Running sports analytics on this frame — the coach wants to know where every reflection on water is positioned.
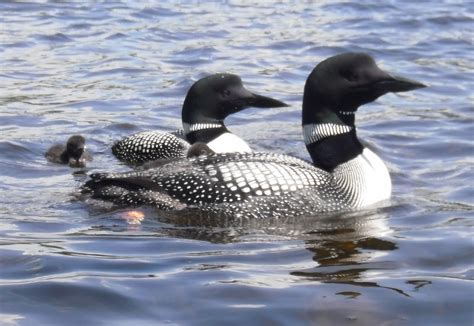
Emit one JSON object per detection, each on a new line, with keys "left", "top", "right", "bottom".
{"left": 154, "top": 206, "right": 392, "bottom": 242}
{"left": 162, "top": 208, "right": 407, "bottom": 297}
{"left": 161, "top": 208, "right": 406, "bottom": 296}
{"left": 1, "top": 1, "right": 473, "bottom": 325}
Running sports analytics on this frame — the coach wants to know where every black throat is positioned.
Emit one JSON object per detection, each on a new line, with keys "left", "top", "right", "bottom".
{"left": 303, "top": 107, "right": 363, "bottom": 172}
{"left": 185, "top": 125, "right": 229, "bottom": 144}
{"left": 306, "top": 129, "right": 363, "bottom": 172}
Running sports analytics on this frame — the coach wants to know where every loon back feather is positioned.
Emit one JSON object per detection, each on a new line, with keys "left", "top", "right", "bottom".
{"left": 82, "top": 152, "right": 341, "bottom": 216}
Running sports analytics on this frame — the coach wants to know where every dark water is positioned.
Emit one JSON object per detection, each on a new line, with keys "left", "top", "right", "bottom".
{"left": 1, "top": 1, "right": 473, "bottom": 325}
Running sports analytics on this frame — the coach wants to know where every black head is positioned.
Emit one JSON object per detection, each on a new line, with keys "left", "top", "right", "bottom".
{"left": 182, "top": 73, "right": 287, "bottom": 124}
{"left": 303, "top": 53, "right": 426, "bottom": 125}
{"left": 66, "top": 135, "right": 86, "bottom": 162}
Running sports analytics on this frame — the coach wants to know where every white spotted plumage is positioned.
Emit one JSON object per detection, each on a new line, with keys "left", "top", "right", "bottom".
{"left": 85, "top": 152, "right": 352, "bottom": 217}
{"left": 112, "top": 131, "right": 190, "bottom": 164}
{"left": 84, "top": 149, "right": 391, "bottom": 218}
{"left": 112, "top": 124, "right": 251, "bottom": 164}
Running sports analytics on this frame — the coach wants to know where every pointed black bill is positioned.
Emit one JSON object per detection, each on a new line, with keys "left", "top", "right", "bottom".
{"left": 246, "top": 92, "right": 288, "bottom": 108}
{"left": 375, "top": 74, "right": 427, "bottom": 93}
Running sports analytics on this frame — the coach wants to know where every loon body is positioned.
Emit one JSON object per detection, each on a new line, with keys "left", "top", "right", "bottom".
{"left": 46, "top": 135, "right": 92, "bottom": 167}
{"left": 84, "top": 53, "right": 425, "bottom": 218}
{"left": 112, "top": 74, "right": 287, "bottom": 164}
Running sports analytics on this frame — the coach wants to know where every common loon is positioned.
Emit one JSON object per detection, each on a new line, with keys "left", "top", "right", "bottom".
{"left": 111, "top": 74, "right": 287, "bottom": 164}
{"left": 46, "top": 135, "right": 92, "bottom": 167}
{"left": 83, "top": 53, "right": 425, "bottom": 218}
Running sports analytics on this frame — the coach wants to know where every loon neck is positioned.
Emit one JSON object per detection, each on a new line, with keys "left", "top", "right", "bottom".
{"left": 183, "top": 122, "right": 228, "bottom": 144}
{"left": 303, "top": 110, "right": 362, "bottom": 172}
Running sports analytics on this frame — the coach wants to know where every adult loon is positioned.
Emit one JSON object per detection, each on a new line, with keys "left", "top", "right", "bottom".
{"left": 111, "top": 74, "right": 287, "bottom": 164}
{"left": 83, "top": 53, "right": 425, "bottom": 218}
{"left": 46, "top": 135, "right": 92, "bottom": 167}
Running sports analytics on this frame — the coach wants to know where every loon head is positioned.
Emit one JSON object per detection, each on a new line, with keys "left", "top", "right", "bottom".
{"left": 303, "top": 52, "right": 426, "bottom": 126}
{"left": 182, "top": 73, "right": 287, "bottom": 126}
{"left": 65, "top": 135, "right": 86, "bottom": 165}
{"left": 303, "top": 53, "right": 426, "bottom": 171}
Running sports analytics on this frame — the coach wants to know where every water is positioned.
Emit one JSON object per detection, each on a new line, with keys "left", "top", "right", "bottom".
{"left": 0, "top": 1, "right": 473, "bottom": 325}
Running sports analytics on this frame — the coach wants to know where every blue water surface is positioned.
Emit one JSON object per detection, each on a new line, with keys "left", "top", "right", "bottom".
{"left": 0, "top": 1, "right": 473, "bottom": 325}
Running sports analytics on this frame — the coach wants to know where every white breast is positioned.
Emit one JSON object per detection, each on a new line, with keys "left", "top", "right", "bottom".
{"left": 333, "top": 148, "right": 391, "bottom": 208}
{"left": 206, "top": 133, "right": 252, "bottom": 153}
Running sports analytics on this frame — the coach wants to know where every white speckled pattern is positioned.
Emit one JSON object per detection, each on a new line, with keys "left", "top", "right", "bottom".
{"left": 84, "top": 150, "right": 390, "bottom": 218}
{"left": 112, "top": 131, "right": 190, "bottom": 164}
{"left": 113, "top": 123, "right": 252, "bottom": 164}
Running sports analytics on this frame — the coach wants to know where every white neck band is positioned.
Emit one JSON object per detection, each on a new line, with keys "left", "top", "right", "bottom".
{"left": 303, "top": 123, "right": 353, "bottom": 145}
{"left": 183, "top": 122, "right": 224, "bottom": 135}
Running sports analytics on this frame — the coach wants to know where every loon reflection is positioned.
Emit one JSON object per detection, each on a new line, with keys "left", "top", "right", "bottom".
{"left": 88, "top": 205, "right": 420, "bottom": 296}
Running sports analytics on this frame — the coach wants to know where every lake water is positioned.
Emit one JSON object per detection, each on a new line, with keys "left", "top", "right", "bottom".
{"left": 0, "top": 1, "right": 473, "bottom": 325}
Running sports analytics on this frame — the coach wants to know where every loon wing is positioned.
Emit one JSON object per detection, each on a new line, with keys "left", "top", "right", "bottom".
{"left": 112, "top": 131, "right": 190, "bottom": 164}
{"left": 84, "top": 175, "right": 186, "bottom": 210}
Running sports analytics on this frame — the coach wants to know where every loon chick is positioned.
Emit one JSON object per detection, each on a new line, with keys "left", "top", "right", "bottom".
{"left": 111, "top": 74, "right": 287, "bottom": 164}
{"left": 46, "top": 135, "right": 92, "bottom": 167}
{"left": 83, "top": 53, "right": 425, "bottom": 218}
{"left": 186, "top": 142, "right": 215, "bottom": 158}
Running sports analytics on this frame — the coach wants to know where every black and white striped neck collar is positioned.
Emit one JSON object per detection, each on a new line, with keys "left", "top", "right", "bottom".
{"left": 303, "top": 122, "right": 353, "bottom": 145}
{"left": 183, "top": 122, "right": 225, "bottom": 135}
{"left": 303, "top": 110, "right": 362, "bottom": 171}
{"left": 303, "top": 110, "right": 356, "bottom": 145}
{"left": 183, "top": 122, "right": 229, "bottom": 144}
